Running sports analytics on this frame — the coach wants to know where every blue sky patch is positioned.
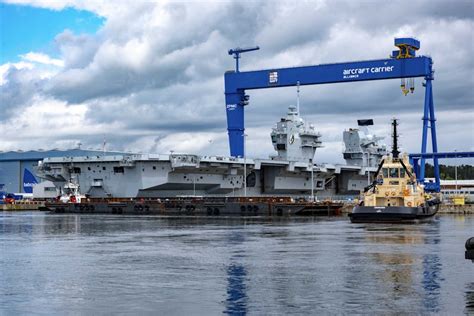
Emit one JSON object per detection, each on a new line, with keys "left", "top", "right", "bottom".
{"left": 0, "top": 3, "right": 104, "bottom": 63}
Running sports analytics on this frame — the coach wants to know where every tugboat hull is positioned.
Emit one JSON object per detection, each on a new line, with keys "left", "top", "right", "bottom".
{"left": 349, "top": 204, "right": 439, "bottom": 223}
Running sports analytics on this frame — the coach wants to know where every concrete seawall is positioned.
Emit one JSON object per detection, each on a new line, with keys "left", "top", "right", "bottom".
{"left": 439, "top": 204, "right": 474, "bottom": 214}
{"left": 2, "top": 203, "right": 44, "bottom": 211}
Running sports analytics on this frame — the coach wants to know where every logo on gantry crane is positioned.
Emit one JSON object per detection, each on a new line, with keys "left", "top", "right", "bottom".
{"left": 269, "top": 71, "right": 278, "bottom": 84}
{"left": 343, "top": 66, "right": 394, "bottom": 79}
{"left": 226, "top": 104, "right": 237, "bottom": 111}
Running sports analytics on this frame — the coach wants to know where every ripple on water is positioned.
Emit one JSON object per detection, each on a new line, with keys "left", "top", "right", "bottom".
{"left": 0, "top": 213, "right": 473, "bottom": 314}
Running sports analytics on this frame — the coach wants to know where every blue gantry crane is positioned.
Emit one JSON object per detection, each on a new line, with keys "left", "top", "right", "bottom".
{"left": 224, "top": 38, "right": 472, "bottom": 192}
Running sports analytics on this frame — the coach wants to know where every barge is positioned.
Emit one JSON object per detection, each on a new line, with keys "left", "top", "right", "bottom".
{"left": 41, "top": 197, "right": 344, "bottom": 217}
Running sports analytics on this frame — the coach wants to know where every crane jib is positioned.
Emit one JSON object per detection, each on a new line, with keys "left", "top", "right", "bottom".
{"left": 224, "top": 57, "right": 432, "bottom": 92}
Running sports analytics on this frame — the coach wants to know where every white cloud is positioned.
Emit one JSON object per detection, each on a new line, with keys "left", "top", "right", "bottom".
{"left": 1, "top": 0, "right": 473, "bottom": 162}
{"left": 0, "top": 95, "right": 122, "bottom": 151}
{"left": 20, "top": 52, "right": 64, "bottom": 67}
{"left": 0, "top": 61, "right": 34, "bottom": 85}
{"left": 4, "top": 0, "right": 143, "bottom": 18}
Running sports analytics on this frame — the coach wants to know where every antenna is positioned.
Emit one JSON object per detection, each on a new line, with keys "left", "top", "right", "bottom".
{"left": 391, "top": 118, "right": 400, "bottom": 159}
{"left": 228, "top": 46, "right": 260, "bottom": 72}
{"left": 296, "top": 80, "right": 300, "bottom": 115}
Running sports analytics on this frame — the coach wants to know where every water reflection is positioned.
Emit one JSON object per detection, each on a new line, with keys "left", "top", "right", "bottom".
{"left": 422, "top": 254, "right": 442, "bottom": 312}
{"left": 422, "top": 221, "right": 442, "bottom": 313}
{"left": 224, "top": 232, "right": 248, "bottom": 315}
{"left": 0, "top": 213, "right": 472, "bottom": 314}
{"left": 466, "top": 282, "right": 474, "bottom": 313}
{"left": 225, "top": 263, "right": 248, "bottom": 315}
{"left": 343, "top": 222, "right": 444, "bottom": 313}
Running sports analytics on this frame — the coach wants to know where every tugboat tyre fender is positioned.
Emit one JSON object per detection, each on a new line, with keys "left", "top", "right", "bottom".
{"left": 466, "top": 237, "right": 474, "bottom": 250}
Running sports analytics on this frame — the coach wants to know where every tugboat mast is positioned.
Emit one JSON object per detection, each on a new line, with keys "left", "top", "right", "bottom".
{"left": 391, "top": 119, "right": 400, "bottom": 159}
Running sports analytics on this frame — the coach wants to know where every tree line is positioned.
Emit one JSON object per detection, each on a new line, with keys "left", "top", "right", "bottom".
{"left": 424, "top": 164, "right": 474, "bottom": 180}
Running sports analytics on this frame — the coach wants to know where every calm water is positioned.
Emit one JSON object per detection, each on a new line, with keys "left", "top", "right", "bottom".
{"left": 0, "top": 212, "right": 473, "bottom": 315}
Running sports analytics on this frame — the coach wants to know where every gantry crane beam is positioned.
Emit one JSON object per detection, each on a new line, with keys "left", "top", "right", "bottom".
{"left": 224, "top": 39, "right": 440, "bottom": 190}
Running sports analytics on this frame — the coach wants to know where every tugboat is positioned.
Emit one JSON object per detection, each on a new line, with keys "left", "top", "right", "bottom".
{"left": 349, "top": 119, "right": 441, "bottom": 223}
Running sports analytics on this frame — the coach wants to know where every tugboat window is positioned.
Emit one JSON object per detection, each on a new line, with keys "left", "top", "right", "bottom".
{"left": 399, "top": 169, "right": 406, "bottom": 178}
{"left": 389, "top": 168, "right": 399, "bottom": 178}
{"left": 382, "top": 168, "right": 389, "bottom": 178}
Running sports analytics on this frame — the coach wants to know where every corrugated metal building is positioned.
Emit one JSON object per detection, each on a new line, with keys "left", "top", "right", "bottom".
{"left": 0, "top": 149, "right": 125, "bottom": 194}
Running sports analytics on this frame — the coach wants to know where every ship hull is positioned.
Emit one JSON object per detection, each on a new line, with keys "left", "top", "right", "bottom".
{"left": 42, "top": 198, "right": 344, "bottom": 217}
{"left": 349, "top": 204, "right": 439, "bottom": 223}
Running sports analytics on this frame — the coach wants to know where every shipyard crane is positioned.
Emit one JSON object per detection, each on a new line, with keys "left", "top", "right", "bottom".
{"left": 224, "top": 38, "right": 472, "bottom": 192}
{"left": 228, "top": 46, "right": 260, "bottom": 73}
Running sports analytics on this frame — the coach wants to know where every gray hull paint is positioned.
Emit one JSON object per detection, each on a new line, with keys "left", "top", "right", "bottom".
{"left": 349, "top": 204, "right": 439, "bottom": 223}
{"left": 37, "top": 155, "right": 374, "bottom": 198}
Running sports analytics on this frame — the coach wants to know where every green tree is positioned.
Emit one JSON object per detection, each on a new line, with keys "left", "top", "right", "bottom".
{"left": 424, "top": 163, "right": 474, "bottom": 180}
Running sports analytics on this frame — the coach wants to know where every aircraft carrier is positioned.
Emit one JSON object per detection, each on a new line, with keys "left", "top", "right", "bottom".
{"left": 36, "top": 106, "right": 387, "bottom": 199}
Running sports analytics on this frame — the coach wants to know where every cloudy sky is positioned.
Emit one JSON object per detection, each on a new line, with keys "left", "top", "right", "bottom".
{"left": 0, "top": 0, "right": 473, "bottom": 164}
